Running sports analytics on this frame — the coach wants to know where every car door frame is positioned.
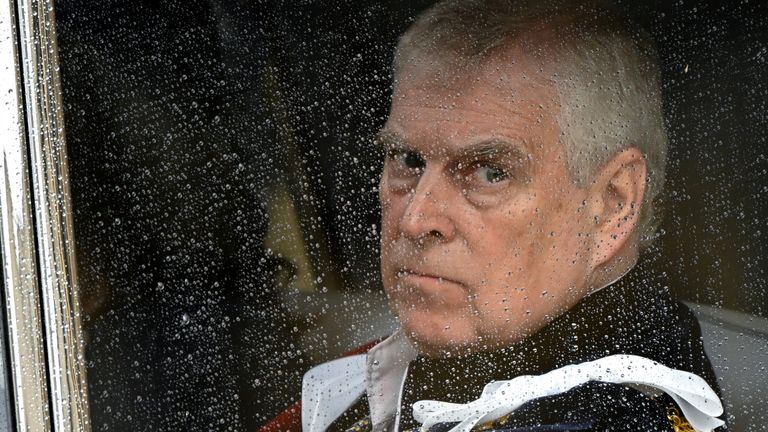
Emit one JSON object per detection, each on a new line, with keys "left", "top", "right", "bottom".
{"left": 0, "top": 0, "right": 90, "bottom": 431}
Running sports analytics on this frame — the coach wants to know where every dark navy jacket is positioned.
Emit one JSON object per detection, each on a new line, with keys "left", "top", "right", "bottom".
{"left": 331, "top": 262, "right": 724, "bottom": 431}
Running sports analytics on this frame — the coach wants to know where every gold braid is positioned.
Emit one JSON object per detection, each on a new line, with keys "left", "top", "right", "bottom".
{"left": 666, "top": 406, "right": 695, "bottom": 432}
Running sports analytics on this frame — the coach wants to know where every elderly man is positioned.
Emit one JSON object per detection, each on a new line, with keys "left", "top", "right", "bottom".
{"left": 263, "top": 1, "right": 725, "bottom": 431}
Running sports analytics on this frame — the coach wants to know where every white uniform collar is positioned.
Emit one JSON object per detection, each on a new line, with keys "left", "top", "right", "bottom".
{"left": 365, "top": 330, "right": 419, "bottom": 430}
{"left": 414, "top": 354, "right": 724, "bottom": 432}
{"left": 302, "top": 330, "right": 417, "bottom": 432}
{"left": 302, "top": 331, "right": 723, "bottom": 432}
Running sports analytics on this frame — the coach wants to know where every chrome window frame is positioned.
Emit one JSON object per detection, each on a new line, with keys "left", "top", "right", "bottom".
{"left": 0, "top": 0, "right": 90, "bottom": 431}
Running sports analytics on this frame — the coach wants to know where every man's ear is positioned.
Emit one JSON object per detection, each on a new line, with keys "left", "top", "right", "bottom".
{"left": 587, "top": 147, "right": 647, "bottom": 270}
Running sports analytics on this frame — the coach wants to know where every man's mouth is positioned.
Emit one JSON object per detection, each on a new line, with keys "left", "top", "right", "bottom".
{"left": 395, "top": 268, "right": 464, "bottom": 288}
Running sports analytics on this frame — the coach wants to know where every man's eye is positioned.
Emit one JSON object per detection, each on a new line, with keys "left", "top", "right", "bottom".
{"left": 389, "top": 150, "right": 425, "bottom": 171}
{"left": 475, "top": 165, "right": 507, "bottom": 184}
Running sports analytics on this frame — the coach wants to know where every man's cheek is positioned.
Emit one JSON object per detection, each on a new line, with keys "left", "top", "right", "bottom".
{"left": 379, "top": 216, "right": 400, "bottom": 257}
{"left": 379, "top": 203, "right": 404, "bottom": 243}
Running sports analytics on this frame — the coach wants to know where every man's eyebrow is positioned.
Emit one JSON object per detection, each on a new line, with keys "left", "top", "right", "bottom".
{"left": 456, "top": 138, "right": 529, "bottom": 161}
{"left": 372, "top": 132, "right": 529, "bottom": 162}
{"left": 373, "top": 129, "right": 408, "bottom": 150}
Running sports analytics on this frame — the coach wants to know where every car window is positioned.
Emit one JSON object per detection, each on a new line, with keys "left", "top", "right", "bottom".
{"left": 49, "top": 1, "right": 766, "bottom": 431}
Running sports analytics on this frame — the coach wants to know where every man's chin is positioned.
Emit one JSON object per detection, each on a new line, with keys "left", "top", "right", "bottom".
{"left": 400, "top": 319, "right": 534, "bottom": 357}
{"left": 400, "top": 322, "right": 480, "bottom": 358}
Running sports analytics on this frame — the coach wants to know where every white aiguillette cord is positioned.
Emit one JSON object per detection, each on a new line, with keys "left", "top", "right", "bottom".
{"left": 412, "top": 354, "right": 725, "bottom": 432}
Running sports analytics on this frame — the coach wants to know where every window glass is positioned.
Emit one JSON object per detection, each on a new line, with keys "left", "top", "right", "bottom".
{"left": 54, "top": 1, "right": 766, "bottom": 431}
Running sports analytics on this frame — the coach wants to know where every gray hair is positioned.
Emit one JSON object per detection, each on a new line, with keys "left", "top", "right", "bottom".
{"left": 393, "top": 0, "right": 668, "bottom": 248}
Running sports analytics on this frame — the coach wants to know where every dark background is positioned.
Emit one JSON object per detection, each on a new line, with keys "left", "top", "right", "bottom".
{"left": 55, "top": 0, "right": 766, "bottom": 430}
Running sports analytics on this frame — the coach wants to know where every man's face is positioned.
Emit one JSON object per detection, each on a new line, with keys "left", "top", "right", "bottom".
{"left": 379, "top": 56, "right": 598, "bottom": 356}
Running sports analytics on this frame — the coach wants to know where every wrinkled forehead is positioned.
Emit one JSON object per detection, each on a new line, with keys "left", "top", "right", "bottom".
{"left": 386, "top": 51, "right": 562, "bottom": 157}
{"left": 395, "top": 47, "right": 554, "bottom": 95}
{"left": 391, "top": 43, "right": 561, "bottom": 115}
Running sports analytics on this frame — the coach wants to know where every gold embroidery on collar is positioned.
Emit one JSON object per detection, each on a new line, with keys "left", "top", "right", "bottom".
{"left": 667, "top": 406, "right": 695, "bottom": 432}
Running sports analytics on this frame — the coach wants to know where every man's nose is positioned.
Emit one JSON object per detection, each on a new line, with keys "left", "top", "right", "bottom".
{"left": 399, "top": 171, "right": 456, "bottom": 242}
